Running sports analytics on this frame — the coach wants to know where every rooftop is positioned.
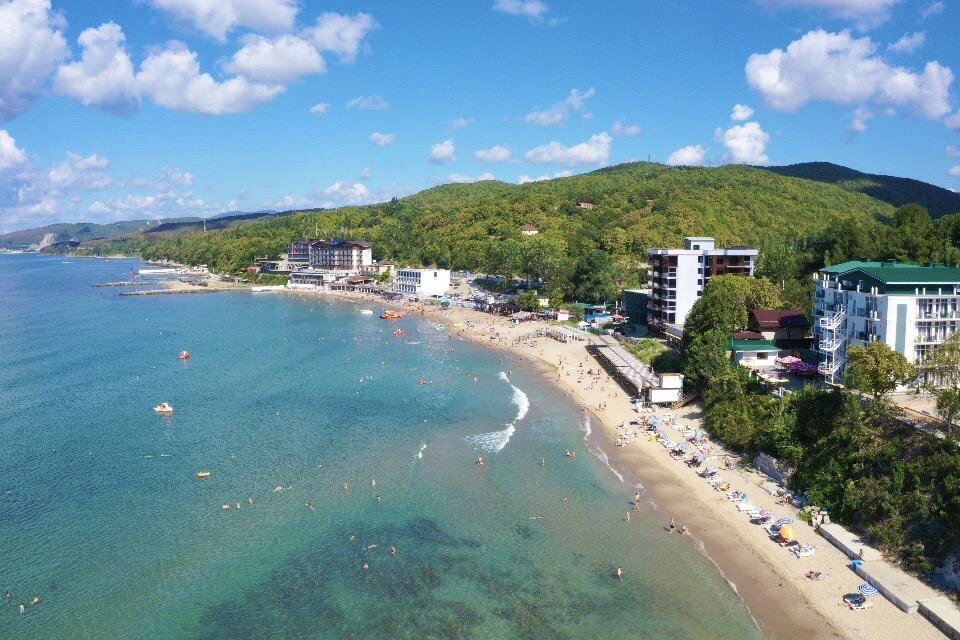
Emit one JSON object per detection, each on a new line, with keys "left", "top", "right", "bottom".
{"left": 728, "top": 338, "right": 780, "bottom": 352}
{"left": 822, "top": 260, "right": 960, "bottom": 284}
{"left": 751, "top": 309, "right": 810, "bottom": 329}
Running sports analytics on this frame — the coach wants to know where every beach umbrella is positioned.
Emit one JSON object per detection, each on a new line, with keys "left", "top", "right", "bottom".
{"left": 778, "top": 525, "right": 795, "bottom": 542}
{"left": 773, "top": 517, "right": 794, "bottom": 528}
{"left": 858, "top": 583, "right": 879, "bottom": 597}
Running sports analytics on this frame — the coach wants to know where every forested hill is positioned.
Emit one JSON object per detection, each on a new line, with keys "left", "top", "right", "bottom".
{"left": 764, "top": 162, "right": 960, "bottom": 218}
{"left": 74, "top": 162, "right": 901, "bottom": 275}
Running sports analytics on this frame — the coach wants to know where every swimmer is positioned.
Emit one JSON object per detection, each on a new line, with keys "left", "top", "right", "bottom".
{"left": 350, "top": 534, "right": 358, "bottom": 542}
{"left": 31, "top": 596, "right": 40, "bottom": 605}
{"left": 376, "top": 496, "right": 382, "bottom": 503}
{"left": 625, "top": 512, "right": 631, "bottom": 522}
{"left": 560, "top": 496, "right": 569, "bottom": 502}
{"left": 476, "top": 456, "right": 485, "bottom": 466}
{"left": 616, "top": 567, "right": 624, "bottom": 580}
{"left": 371, "top": 479, "right": 376, "bottom": 487}
{"left": 634, "top": 492, "right": 641, "bottom": 505}
{"left": 366, "top": 544, "right": 378, "bottom": 550}
{"left": 19, "top": 604, "right": 25, "bottom": 614}
{"left": 3, "top": 591, "right": 11, "bottom": 600}
{"left": 248, "top": 497, "right": 254, "bottom": 505}
{"left": 222, "top": 503, "right": 231, "bottom": 511}
{"left": 539, "top": 458, "right": 545, "bottom": 467}
{"left": 235, "top": 502, "right": 241, "bottom": 510}
{"left": 529, "top": 514, "right": 545, "bottom": 520}
{"left": 305, "top": 501, "right": 316, "bottom": 511}
{"left": 343, "top": 482, "right": 350, "bottom": 492}
{"left": 390, "top": 547, "right": 397, "bottom": 557}
{"left": 273, "top": 485, "right": 283, "bottom": 493}
{"left": 362, "top": 563, "right": 369, "bottom": 572}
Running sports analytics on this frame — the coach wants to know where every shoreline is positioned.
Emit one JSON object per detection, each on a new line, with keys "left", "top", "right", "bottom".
{"left": 289, "top": 287, "right": 942, "bottom": 640}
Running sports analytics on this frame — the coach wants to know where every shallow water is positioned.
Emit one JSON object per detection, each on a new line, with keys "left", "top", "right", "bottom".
{"left": 0, "top": 255, "right": 763, "bottom": 639}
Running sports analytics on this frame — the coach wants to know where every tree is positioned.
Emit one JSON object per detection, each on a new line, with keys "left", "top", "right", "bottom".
{"left": 548, "top": 287, "right": 565, "bottom": 310}
{"left": 683, "top": 275, "right": 785, "bottom": 351}
{"left": 573, "top": 249, "right": 618, "bottom": 304}
{"left": 517, "top": 290, "right": 542, "bottom": 312}
{"left": 845, "top": 341, "right": 915, "bottom": 401}
{"left": 919, "top": 334, "right": 960, "bottom": 439}
{"left": 682, "top": 328, "right": 730, "bottom": 391}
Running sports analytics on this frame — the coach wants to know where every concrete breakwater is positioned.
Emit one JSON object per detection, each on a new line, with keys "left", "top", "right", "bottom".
{"left": 119, "top": 288, "right": 239, "bottom": 296}
{"left": 93, "top": 281, "right": 156, "bottom": 287}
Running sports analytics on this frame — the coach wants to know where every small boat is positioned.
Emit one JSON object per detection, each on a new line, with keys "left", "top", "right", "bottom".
{"left": 196, "top": 471, "right": 212, "bottom": 480}
{"left": 178, "top": 351, "right": 191, "bottom": 360}
{"left": 154, "top": 402, "right": 174, "bottom": 415}
{"left": 380, "top": 310, "right": 405, "bottom": 320}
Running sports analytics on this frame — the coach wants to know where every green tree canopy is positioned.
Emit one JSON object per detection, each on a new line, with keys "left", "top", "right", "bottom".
{"left": 845, "top": 341, "right": 916, "bottom": 401}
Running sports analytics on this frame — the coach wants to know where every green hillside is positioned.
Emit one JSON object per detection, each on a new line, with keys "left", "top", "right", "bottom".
{"left": 764, "top": 162, "right": 960, "bottom": 218}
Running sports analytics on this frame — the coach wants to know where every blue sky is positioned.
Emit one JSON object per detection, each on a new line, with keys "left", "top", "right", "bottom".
{"left": 0, "top": 0, "right": 958, "bottom": 232}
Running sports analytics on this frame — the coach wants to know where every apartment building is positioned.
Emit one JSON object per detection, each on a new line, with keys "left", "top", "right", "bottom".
{"left": 646, "top": 237, "right": 758, "bottom": 330}
{"left": 813, "top": 260, "right": 960, "bottom": 384}
{"left": 392, "top": 268, "right": 451, "bottom": 298}
{"left": 308, "top": 240, "right": 373, "bottom": 271}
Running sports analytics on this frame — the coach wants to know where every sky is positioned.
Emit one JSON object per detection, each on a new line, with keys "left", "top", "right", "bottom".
{"left": 0, "top": 0, "right": 958, "bottom": 233}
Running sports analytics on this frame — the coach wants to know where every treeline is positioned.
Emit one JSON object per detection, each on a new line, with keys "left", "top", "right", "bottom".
{"left": 71, "top": 162, "right": 902, "bottom": 302}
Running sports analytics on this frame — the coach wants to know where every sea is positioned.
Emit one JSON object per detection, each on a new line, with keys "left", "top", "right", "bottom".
{"left": 0, "top": 255, "right": 763, "bottom": 640}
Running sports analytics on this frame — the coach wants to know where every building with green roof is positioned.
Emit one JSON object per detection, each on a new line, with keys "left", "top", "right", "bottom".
{"left": 813, "top": 260, "right": 960, "bottom": 385}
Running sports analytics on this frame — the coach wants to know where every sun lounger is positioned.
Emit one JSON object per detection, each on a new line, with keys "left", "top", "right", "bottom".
{"left": 737, "top": 502, "right": 757, "bottom": 512}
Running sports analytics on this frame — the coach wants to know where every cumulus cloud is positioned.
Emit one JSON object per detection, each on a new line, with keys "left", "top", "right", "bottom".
{"left": 304, "top": 12, "right": 379, "bottom": 62}
{"left": 448, "top": 116, "right": 474, "bottom": 130}
{"left": 715, "top": 122, "right": 770, "bottom": 164}
{"left": 224, "top": 34, "right": 325, "bottom": 84}
{"left": 159, "top": 165, "right": 194, "bottom": 187}
{"left": 612, "top": 120, "right": 642, "bottom": 136}
{"left": 146, "top": 0, "right": 299, "bottom": 42}
{"left": 0, "top": 0, "right": 69, "bottom": 120}
{"left": 369, "top": 132, "right": 396, "bottom": 147}
{"left": 54, "top": 22, "right": 139, "bottom": 115}
{"left": 524, "top": 87, "right": 595, "bottom": 127}
{"left": 888, "top": 31, "right": 926, "bottom": 53}
{"left": 851, "top": 105, "right": 873, "bottom": 131}
{"left": 48, "top": 152, "right": 111, "bottom": 189}
{"left": 346, "top": 95, "right": 390, "bottom": 110}
{"left": 666, "top": 144, "right": 708, "bottom": 166}
{"left": 493, "top": 0, "right": 549, "bottom": 19}
{"left": 442, "top": 172, "right": 496, "bottom": 184}
{"left": 474, "top": 145, "right": 513, "bottom": 163}
{"left": 947, "top": 112, "right": 960, "bottom": 130}
{"left": 524, "top": 132, "right": 612, "bottom": 166}
{"left": 429, "top": 139, "right": 456, "bottom": 163}
{"left": 136, "top": 42, "right": 284, "bottom": 115}
{"left": 309, "top": 102, "right": 330, "bottom": 115}
{"left": 757, "top": 0, "right": 902, "bottom": 29}
{"left": 950, "top": 165, "right": 960, "bottom": 177}
{"left": 731, "top": 104, "right": 755, "bottom": 121}
{"left": 746, "top": 30, "right": 955, "bottom": 126}
{"left": 0, "top": 130, "right": 27, "bottom": 171}
{"left": 323, "top": 180, "right": 370, "bottom": 204}
{"left": 517, "top": 170, "right": 572, "bottom": 183}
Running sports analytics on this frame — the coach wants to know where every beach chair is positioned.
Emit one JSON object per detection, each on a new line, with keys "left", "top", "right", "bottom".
{"left": 736, "top": 502, "right": 757, "bottom": 512}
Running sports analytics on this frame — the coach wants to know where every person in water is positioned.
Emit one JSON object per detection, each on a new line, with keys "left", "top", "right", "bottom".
{"left": 680, "top": 525, "right": 689, "bottom": 536}
{"left": 390, "top": 547, "right": 397, "bottom": 557}
{"left": 616, "top": 567, "right": 624, "bottom": 580}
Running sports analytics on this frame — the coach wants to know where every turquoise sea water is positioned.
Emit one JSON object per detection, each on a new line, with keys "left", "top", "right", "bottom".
{"left": 0, "top": 255, "right": 762, "bottom": 640}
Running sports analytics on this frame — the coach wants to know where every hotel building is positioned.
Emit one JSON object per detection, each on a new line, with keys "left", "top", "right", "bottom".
{"left": 646, "top": 237, "right": 758, "bottom": 331}
{"left": 392, "top": 269, "right": 451, "bottom": 299}
{"left": 308, "top": 240, "right": 373, "bottom": 271}
{"left": 813, "top": 260, "right": 960, "bottom": 385}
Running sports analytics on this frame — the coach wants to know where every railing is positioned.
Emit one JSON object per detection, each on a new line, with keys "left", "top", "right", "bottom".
{"left": 818, "top": 335, "right": 845, "bottom": 352}
{"left": 818, "top": 359, "right": 840, "bottom": 376}
{"left": 817, "top": 308, "right": 846, "bottom": 331}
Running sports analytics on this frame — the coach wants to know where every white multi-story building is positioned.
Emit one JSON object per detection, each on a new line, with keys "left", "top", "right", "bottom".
{"left": 308, "top": 240, "right": 372, "bottom": 271}
{"left": 392, "top": 268, "right": 451, "bottom": 299}
{"left": 647, "top": 237, "right": 758, "bottom": 330}
{"left": 813, "top": 260, "right": 960, "bottom": 384}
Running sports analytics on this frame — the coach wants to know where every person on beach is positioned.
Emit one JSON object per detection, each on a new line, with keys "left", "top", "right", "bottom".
{"left": 624, "top": 512, "right": 631, "bottom": 522}
{"left": 680, "top": 525, "right": 689, "bottom": 536}
{"left": 668, "top": 519, "right": 676, "bottom": 532}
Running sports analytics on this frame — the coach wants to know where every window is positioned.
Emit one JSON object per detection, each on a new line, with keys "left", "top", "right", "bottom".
{"left": 692, "top": 244, "right": 700, "bottom": 250}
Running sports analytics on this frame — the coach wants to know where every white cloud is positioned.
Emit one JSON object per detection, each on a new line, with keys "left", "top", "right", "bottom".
{"left": 612, "top": 120, "right": 642, "bottom": 136}
{"left": 0, "top": 0, "right": 69, "bottom": 120}
{"left": 947, "top": 112, "right": 960, "bottom": 130}
{"left": 448, "top": 116, "right": 474, "bottom": 130}
{"left": 304, "top": 12, "right": 379, "bottom": 63}
{"left": 493, "top": 0, "right": 549, "bottom": 19}
{"left": 360, "top": 167, "right": 372, "bottom": 180}
{"left": 921, "top": 1, "right": 945, "bottom": 19}
{"left": 888, "top": 31, "right": 926, "bottom": 53}
{"left": 146, "top": 0, "right": 299, "bottom": 42}
{"left": 715, "top": 122, "right": 770, "bottom": 164}
{"left": 851, "top": 105, "right": 873, "bottom": 131}
{"left": 950, "top": 165, "right": 960, "bottom": 177}
{"left": 517, "top": 170, "right": 572, "bottom": 183}
{"left": 474, "top": 145, "right": 513, "bottom": 163}
{"left": 731, "top": 104, "right": 755, "bottom": 121}
{"left": 524, "top": 87, "right": 595, "bottom": 127}
{"left": 87, "top": 200, "right": 111, "bottom": 215}
{"left": 442, "top": 172, "right": 496, "bottom": 184}
{"left": 524, "top": 132, "right": 612, "bottom": 166}
{"left": 323, "top": 180, "right": 370, "bottom": 204}
{"left": 369, "top": 132, "right": 396, "bottom": 147}
{"left": 48, "top": 152, "right": 111, "bottom": 189}
{"left": 947, "top": 144, "right": 960, "bottom": 157}
{"left": 136, "top": 42, "right": 284, "bottom": 115}
{"left": 54, "top": 22, "right": 139, "bottom": 115}
{"left": 0, "top": 130, "right": 27, "bottom": 171}
{"left": 346, "top": 95, "right": 390, "bottom": 110}
{"left": 160, "top": 165, "right": 194, "bottom": 187}
{"left": 757, "top": 0, "right": 902, "bottom": 29}
{"left": 746, "top": 30, "right": 955, "bottom": 125}
{"left": 429, "top": 139, "right": 456, "bottom": 163}
{"left": 224, "top": 34, "right": 325, "bottom": 84}
{"left": 666, "top": 144, "right": 707, "bottom": 166}
{"left": 309, "top": 102, "right": 330, "bottom": 115}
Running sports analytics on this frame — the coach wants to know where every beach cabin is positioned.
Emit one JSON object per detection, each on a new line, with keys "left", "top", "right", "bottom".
{"left": 728, "top": 339, "right": 782, "bottom": 369}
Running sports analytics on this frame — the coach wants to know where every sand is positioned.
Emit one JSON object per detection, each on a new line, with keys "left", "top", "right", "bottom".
{"left": 271, "top": 287, "right": 945, "bottom": 640}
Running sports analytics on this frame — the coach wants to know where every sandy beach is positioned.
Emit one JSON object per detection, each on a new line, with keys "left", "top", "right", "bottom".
{"left": 285, "top": 287, "right": 944, "bottom": 640}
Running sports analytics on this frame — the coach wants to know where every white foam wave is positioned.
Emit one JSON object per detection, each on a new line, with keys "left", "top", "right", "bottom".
{"left": 589, "top": 445, "right": 624, "bottom": 483}
{"left": 416, "top": 443, "right": 427, "bottom": 459}
{"left": 581, "top": 416, "right": 592, "bottom": 440}
{"left": 466, "top": 425, "right": 516, "bottom": 452}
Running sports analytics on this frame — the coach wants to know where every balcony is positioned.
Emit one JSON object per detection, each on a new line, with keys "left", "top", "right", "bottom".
{"left": 818, "top": 359, "right": 841, "bottom": 376}
{"left": 817, "top": 307, "right": 846, "bottom": 331}
{"left": 818, "top": 335, "right": 845, "bottom": 352}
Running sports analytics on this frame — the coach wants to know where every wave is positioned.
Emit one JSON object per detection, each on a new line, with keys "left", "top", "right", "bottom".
{"left": 581, "top": 416, "right": 592, "bottom": 440}
{"left": 588, "top": 445, "right": 624, "bottom": 483}
{"left": 406, "top": 341, "right": 422, "bottom": 345}
{"left": 416, "top": 443, "right": 427, "bottom": 459}
{"left": 465, "top": 425, "right": 516, "bottom": 452}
